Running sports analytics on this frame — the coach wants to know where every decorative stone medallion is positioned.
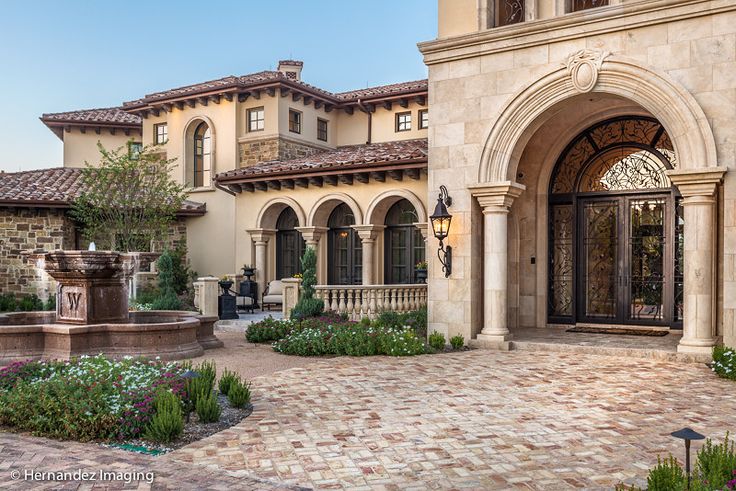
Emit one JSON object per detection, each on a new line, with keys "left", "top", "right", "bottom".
{"left": 565, "top": 49, "right": 610, "bottom": 93}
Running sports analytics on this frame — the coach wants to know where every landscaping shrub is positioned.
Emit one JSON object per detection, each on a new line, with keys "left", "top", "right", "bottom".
{"left": 227, "top": 379, "right": 252, "bottom": 409}
{"left": 647, "top": 455, "right": 686, "bottom": 491}
{"left": 134, "top": 287, "right": 160, "bottom": 306}
{"left": 152, "top": 250, "right": 182, "bottom": 310}
{"left": 43, "top": 295, "right": 56, "bottom": 311}
{"left": 196, "top": 360, "right": 216, "bottom": 391}
{"left": 218, "top": 369, "right": 238, "bottom": 395}
{"left": 693, "top": 433, "right": 736, "bottom": 489}
{"left": 450, "top": 335, "right": 465, "bottom": 350}
{"left": 195, "top": 389, "right": 221, "bottom": 423}
{"left": 712, "top": 346, "right": 736, "bottom": 380}
{"left": 0, "top": 293, "right": 17, "bottom": 312}
{"left": 246, "top": 316, "right": 294, "bottom": 343}
{"left": 378, "top": 328, "right": 426, "bottom": 356}
{"left": 150, "top": 290, "right": 181, "bottom": 310}
{"left": 428, "top": 332, "right": 446, "bottom": 351}
{"left": 0, "top": 355, "right": 186, "bottom": 441}
{"left": 143, "top": 390, "right": 184, "bottom": 443}
{"left": 376, "top": 310, "right": 402, "bottom": 329}
{"left": 376, "top": 306, "right": 427, "bottom": 339}
{"left": 290, "top": 247, "right": 324, "bottom": 320}
{"left": 17, "top": 294, "right": 44, "bottom": 312}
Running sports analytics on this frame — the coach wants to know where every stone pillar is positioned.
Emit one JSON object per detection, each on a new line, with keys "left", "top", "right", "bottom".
{"left": 247, "top": 228, "right": 276, "bottom": 298}
{"left": 282, "top": 277, "right": 302, "bottom": 317}
{"left": 668, "top": 168, "right": 726, "bottom": 355}
{"left": 469, "top": 182, "right": 525, "bottom": 348}
{"left": 194, "top": 276, "right": 219, "bottom": 317}
{"left": 296, "top": 226, "right": 328, "bottom": 283}
{"left": 353, "top": 225, "right": 385, "bottom": 285}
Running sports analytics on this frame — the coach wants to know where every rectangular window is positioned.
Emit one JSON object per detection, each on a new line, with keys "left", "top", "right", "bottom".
{"left": 289, "top": 109, "right": 302, "bottom": 134}
{"left": 495, "top": 0, "right": 524, "bottom": 26}
{"left": 569, "top": 0, "right": 608, "bottom": 12}
{"left": 248, "top": 107, "right": 265, "bottom": 132}
{"left": 396, "top": 111, "right": 412, "bottom": 132}
{"left": 128, "top": 142, "right": 143, "bottom": 159}
{"left": 419, "top": 109, "right": 429, "bottom": 130}
{"left": 154, "top": 123, "right": 168, "bottom": 144}
{"left": 317, "top": 118, "right": 328, "bottom": 142}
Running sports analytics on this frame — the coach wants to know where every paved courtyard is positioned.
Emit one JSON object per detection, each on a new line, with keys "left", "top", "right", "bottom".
{"left": 1, "top": 349, "right": 734, "bottom": 490}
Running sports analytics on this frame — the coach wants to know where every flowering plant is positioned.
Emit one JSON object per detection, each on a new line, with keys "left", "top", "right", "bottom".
{"left": 415, "top": 260, "right": 428, "bottom": 269}
{"left": 713, "top": 346, "right": 736, "bottom": 380}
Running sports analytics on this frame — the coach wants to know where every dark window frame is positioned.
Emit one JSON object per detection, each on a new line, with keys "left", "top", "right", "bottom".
{"left": 276, "top": 208, "right": 305, "bottom": 280}
{"left": 192, "top": 121, "right": 210, "bottom": 188}
{"left": 289, "top": 109, "right": 302, "bottom": 134}
{"left": 317, "top": 118, "right": 328, "bottom": 142}
{"left": 127, "top": 141, "right": 143, "bottom": 160}
{"left": 327, "top": 203, "right": 362, "bottom": 285}
{"left": 384, "top": 199, "right": 425, "bottom": 284}
{"left": 247, "top": 106, "right": 265, "bottom": 132}
{"left": 396, "top": 111, "right": 412, "bottom": 132}
{"left": 154, "top": 123, "right": 168, "bottom": 144}
{"left": 418, "top": 109, "right": 429, "bottom": 130}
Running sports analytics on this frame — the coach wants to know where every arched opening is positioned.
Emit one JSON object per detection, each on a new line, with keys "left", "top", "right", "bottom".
{"left": 327, "top": 203, "right": 362, "bottom": 285}
{"left": 192, "top": 122, "right": 211, "bottom": 188}
{"left": 548, "top": 116, "right": 682, "bottom": 327}
{"left": 275, "top": 208, "right": 305, "bottom": 280}
{"left": 384, "top": 199, "right": 425, "bottom": 284}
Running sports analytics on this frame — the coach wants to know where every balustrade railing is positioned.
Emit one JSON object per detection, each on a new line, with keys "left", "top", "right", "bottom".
{"left": 314, "top": 284, "right": 427, "bottom": 320}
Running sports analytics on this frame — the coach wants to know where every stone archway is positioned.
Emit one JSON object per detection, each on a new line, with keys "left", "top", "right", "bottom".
{"left": 471, "top": 50, "right": 726, "bottom": 355}
{"left": 256, "top": 197, "right": 306, "bottom": 229}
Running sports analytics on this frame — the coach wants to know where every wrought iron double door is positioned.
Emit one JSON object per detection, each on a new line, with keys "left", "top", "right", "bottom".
{"left": 577, "top": 193, "right": 675, "bottom": 326}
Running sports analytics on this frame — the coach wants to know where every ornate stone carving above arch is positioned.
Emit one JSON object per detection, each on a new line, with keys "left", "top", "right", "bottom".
{"left": 307, "top": 193, "right": 364, "bottom": 228}
{"left": 478, "top": 53, "right": 718, "bottom": 184}
{"left": 256, "top": 197, "right": 307, "bottom": 230}
{"left": 564, "top": 49, "right": 610, "bottom": 93}
{"left": 364, "top": 189, "right": 427, "bottom": 226}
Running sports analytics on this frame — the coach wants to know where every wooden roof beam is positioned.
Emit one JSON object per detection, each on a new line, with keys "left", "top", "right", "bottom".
{"left": 295, "top": 178, "right": 309, "bottom": 188}
{"left": 309, "top": 176, "right": 323, "bottom": 187}
{"left": 223, "top": 93, "right": 234, "bottom": 102}
{"left": 292, "top": 92, "right": 302, "bottom": 102}
{"left": 267, "top": 180, "right": 281, "bottom": 190}
{"left": 254, "top": 181, "right": 267, "bottom": 191}
{"left": 175, "top": 101, "right": 185, "bottom": 110}
{"left": 325, "top": 104, "right": 334, "bottom": 113}
{"left": 414, "top": 95, "right": 426, "bottom": 106}
{"left": 406, "top": 168, "right": 421, "bottom": 180}
{"left": 266, "top": 87, "right": 276, "bottom": 97}
{"left": 109, "top": 128, "right": 116, "bottom": 135}
{"left": 324, "top": 175, "right": 338, "bottom": 186}
{"left": 355, "top": 172, "right": 369, "bottom": 184}
{"left": 339, "top": 174, "right": 353, "bottom": 185}
{"left": 94, "top": 127, "right": 101, "bottom": 135}
{"left": 140, "top": 111, "right": 149, "bottom": 119}
{"left": 382, "top": 101, "right": 392, "bottom": 111}
{"left": 197, "top": 97, "right": 208, "bottom": 107}
{"left": 314, "top": 101, "right": 323, "bottom": 110}
{"left": 303, "top": 95, "right": 313, "bottom": 106}
{"left": 398, "top": 98, "right": 409, "bottom": 108}
{"left": 209, "top": 95, "right": 220, "bottom": 104}
{"left": 251, "top": 89, "right": 261, "bottom": 100}
{"left": 280, "top": 87, "right": 290, "bottom": 97}
{"left": 162, "top": 103, "right": 173, "bottom": 112}
{"left": 388, "top": 170, "right": 403, "bottom": 181}
{"left": 186, "top": 99, "right": 196, "bottom": 108}
{"left": 370, "top": 171, "right": 386, "bottom": 182}
{"left": 280, "top": 179, "right": 295, "bottom": 189}
{"left": 238, "top": 92, "right": 250, "bottom": 102}
{"left": 152, "top": 108, "right": 160, "bottom": 117}
{"left": 241, "top": 183, "right": 255, "bottom": 192}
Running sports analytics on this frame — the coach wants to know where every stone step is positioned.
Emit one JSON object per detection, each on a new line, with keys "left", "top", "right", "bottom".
{"left": 509, "top": 340, "right": 711, "bottom": 364}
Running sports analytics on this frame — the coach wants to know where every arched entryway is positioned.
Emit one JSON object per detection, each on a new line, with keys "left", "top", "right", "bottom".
{"left": 547, "top": 116, "right": 681, "bottom": 327}
{"left": 327, "top": 203, "right": 362, "bottom": 285}
{"left": 275, "top": 207, "right": 305, "bottom": 280}
{"left": 384, "top": 199, "right": 425, "bottom": 284}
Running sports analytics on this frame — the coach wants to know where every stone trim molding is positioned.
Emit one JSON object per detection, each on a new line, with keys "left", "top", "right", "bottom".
{"left": 352, "top": 224, "right": 386, "bottom": 242}
{"left": 246, "top": 228, "right": 276, "bottom": 244}
{"left": 307, "top": 193, "right": 364, "bottom": 228}
{"left": 666, "top": 167, "right": 728, "bottom": 197}
{"left": 565, "top": 49, "right": 610, "bottom": 93}
{"left": 478, "top": 54, "right": 718, "bottom": 184}
{"left": 364, "top": 189, "right": 428, "bottom": 226}
{"left": 468, "top": 181, "right": 526, "bottom": 209}
{"left": 256, "top": 196, "right": 307, "bottom": 229}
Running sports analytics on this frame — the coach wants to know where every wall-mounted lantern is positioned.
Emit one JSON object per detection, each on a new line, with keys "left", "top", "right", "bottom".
{"left": 430, "top": 185, "right": 453, "bottom": 278}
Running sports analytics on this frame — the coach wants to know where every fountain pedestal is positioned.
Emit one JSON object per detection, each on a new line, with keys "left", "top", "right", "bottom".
{"left": 40, "top": 251, "right": 130, "bottom": 325}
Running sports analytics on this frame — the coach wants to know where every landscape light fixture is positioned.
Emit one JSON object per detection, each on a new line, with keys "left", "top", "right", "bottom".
{"left": 430, "top": 185, "right": 453, "bottom": 277}
{"left": 671, "top": 427, "right": 705, "bottom": 489}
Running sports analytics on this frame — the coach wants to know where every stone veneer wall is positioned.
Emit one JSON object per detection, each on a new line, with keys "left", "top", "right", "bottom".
{"left": 0, "top": 208, "right": 74, "bottom": 301}
{"left": 239, "top": 136, "right": 324, "bottom": 167}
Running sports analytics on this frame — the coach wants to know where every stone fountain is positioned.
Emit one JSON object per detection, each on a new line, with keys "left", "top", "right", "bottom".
{"left": 0, "top": 250, "right": 223, "bottom": 365}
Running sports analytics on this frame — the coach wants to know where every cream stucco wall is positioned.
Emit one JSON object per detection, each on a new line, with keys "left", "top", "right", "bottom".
{"left": 335, "top": 102, "right": 429, "bottom": 146}
{"left": 422, "top": 1, "right": 736, "bottom": 347}
{"left": 62, "top": 129, "right": 140, "bottom": 168}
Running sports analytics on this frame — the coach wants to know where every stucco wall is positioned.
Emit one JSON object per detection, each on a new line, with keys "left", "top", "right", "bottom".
{"left": 63, "top": 129, "right": 141, "bottom": 168}
{"left": 422, "top": 2, "right": 736, "bottom": 347}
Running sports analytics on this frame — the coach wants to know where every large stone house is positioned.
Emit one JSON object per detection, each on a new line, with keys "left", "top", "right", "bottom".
{"left": 420, "top": 0, "right": 736, "bottom": 353}
{"left": 6, "top": 0, "right": 735, "bottom": 356}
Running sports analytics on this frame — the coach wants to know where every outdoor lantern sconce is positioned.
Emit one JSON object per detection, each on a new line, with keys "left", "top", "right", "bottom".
{"left": 430, "top": 185, "right": 453, "bottom": 277}
{"left": 671, "top": 427, "right": 705, "bottom": 489}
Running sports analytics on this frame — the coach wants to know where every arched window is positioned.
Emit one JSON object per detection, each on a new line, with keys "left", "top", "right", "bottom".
{"left": 327, "top": 203, "right": 362, "bottom": 285}
{"left": 276, "top": 208, "right": 305, "bottom": 279}
{"left": 385, "top": 199, "right": 425, "bottom": 284}
{"left": 190, "top": 121, "right": 211, "bottom": 187}
{"left": 548, "top": 116, "right": 682, "bottom": 327}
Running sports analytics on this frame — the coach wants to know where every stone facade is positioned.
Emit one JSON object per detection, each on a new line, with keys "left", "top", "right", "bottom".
{"left": 239, "top": 136, "right": 324, "bottom": 167}
{"left": 420, "top": 1, "right": 736, "bottom": 351}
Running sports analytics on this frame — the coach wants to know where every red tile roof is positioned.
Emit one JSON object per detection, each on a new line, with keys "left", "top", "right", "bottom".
{"left": 0, "top": 167, "right": 205, "bottom": 215}
{"left": 335, "top": 79, "right": 428, "bottom": 102}
{"left": 217, "top": 138, "right": 428, "bottom": 182}
{"left": 40, "top": 107, "right": 142, "bottom": 126}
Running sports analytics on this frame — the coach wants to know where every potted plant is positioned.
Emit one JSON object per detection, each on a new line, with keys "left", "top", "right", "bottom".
{"left": 415, "top": 260, "right": 428, "bottom": 284}
{"left": 241, "top": 264, "right": 256, "bottom": 280}
{"left": 218, "top": 275, "right": 233, "bottom": 295}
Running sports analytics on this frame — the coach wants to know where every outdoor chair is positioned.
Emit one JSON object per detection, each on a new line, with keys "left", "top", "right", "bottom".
{"left": 262, "top": 280, "right": 283, "bottom": 311}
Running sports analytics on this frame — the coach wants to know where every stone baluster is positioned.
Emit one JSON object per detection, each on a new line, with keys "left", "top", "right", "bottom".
{"left": 338, "top": 289, "right": 346, "bottom": 315}
{"left": 346, "top": 289, "right": 355, "bottom": 320}
{"left": 330, "top": 288, "right": 339, "bottom": 313}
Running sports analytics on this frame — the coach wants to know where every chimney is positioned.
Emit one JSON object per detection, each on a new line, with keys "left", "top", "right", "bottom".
{"left": 277, "top": 60, "right": 303, "bottom": 81}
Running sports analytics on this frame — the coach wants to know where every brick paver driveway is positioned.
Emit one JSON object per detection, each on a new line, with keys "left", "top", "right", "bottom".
{"left": 171, "top": 350, "right": 734, "bottom": 490}
{"left": 1, "top": 350, "right": 733, "bottom": 490}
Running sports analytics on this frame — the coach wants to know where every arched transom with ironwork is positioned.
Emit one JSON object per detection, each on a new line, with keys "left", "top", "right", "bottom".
{"left": 548, "top": 116, "right": 683, "bottom": 327}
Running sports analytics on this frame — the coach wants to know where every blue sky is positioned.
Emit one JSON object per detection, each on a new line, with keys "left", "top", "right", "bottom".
{"left": 0, "top": 1, "right": 436, "bottom": 172}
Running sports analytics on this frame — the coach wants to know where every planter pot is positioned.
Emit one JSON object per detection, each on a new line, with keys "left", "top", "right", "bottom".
{"left": 415, "top": 268, "right": 428, "bottom": 284}
{"left": 242, "top": 268, "right": 256, "bottom": 281}
{"left": 218, "top": 280, "right": 234, "bottom": 295}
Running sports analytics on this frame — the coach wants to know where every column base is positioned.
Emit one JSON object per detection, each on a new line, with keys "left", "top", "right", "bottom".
{"left": 474, "top": 332, "right": 512, "bottom": 351}
{"left": 677, "top": 339, "right": 716, "bottom": 355}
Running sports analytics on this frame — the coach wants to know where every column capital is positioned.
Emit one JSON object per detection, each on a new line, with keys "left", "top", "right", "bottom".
{"left": 246, "top": 228, "right": 276, "bottom": 243}
{"left": 666, "top": 167, "right": 727, "bottom": 197}
{"left": 468, "top": 181, "right": 526, "bottom": 210}
{"left": 295, "top": 226, "right": 329, "bottom": 243}
{"left": 413, "top": 222, "right": 429, "bottom": 241}
{"left": 352, "top": 224, "right": 385, "bottom": 241}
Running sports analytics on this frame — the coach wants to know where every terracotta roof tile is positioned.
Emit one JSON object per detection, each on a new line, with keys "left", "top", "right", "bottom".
{"left": 40, "top": 107, "right": 141, "bottom": 126}
{"left": 335, "top": 79, "right": 428, "bottom": 101}
{"left": 217, "top": 138, "right": 427, "bottom": 181}
{"left": 0, "top": 167, "right": 205, "bottom": 215}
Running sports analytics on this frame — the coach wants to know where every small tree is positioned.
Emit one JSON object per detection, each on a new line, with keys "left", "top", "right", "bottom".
{"left": 290, "top": 247, "right": 324, "bottom": 320}
{"left": 71, "top": 142, "right": 188, "bottom": 252}
{"left": 151, "top": 249, "right": 182, "bottom": 310}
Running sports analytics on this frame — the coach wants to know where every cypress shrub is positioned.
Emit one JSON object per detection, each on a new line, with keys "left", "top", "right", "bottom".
{"left": 143, "top": 390, "right": 183, "bottom": 443}
{"left": 227, "top": 379, "right": 252, "bottom": 409}
{"left": 195, "top": 390, "right": 221, "bottom": 423}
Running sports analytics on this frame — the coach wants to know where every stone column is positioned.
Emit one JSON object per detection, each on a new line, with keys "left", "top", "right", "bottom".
{"left": 668, "top": 168, "right": 726, "bottom": 355}
{"left": 469, "top": 182, "right": 525, "bottom": 348}
{"left": 195, "top": 276, "right": 219, "bottom": 317}
{"left": 296, "top": 226, "right": 328, "bottom": 283}
{"left": 246, "top": 228, "right": 276, "bottom": 298}
{"left": 353, "top": 225, "right": 385, "bottom": 285}
{"left": 281, "top": 277, "right": 302, "bottom": 318}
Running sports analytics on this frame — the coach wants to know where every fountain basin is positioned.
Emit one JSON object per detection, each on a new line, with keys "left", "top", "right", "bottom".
{"left": 0, "top": 311, "right": 222, "bottom": 364}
